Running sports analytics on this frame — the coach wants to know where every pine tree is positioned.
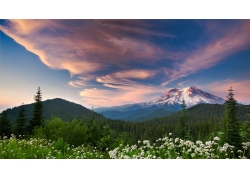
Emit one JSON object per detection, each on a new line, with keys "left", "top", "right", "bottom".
{"left": 28, "top": 87, "right": 43, "bottom": 134}
{"left": 246, "top": 104, "right": 250, "bottom": 120}
{"left": 0, "top": 110, "right": 12, "bottom": 138}
{"left": 14, "top": 103, "right": 27, "bottom": 137}
{"left": 222, "top": 87, "right": 241, "bottom": 150}
{"left": 178, "top": 99, "right": 187, "bottom": 139}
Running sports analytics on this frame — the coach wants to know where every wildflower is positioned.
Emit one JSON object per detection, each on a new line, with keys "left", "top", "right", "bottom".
{"left": 132, "top": 155, "right": 138, "bottom": 159}
{"left": 124, "top": 155, "right": 130, "bottom": 159}
{"left": 140, "top": 152, "right": 144, "bottom": 157}
{"left": 138, "top": 140, "right": 141, "bottom": 144}
{"left": 131, "top": 145, "right": 137, "bottom": 151}
{"left": 196, "top": 141, "right": 202, "bottom": 145}
{"left": 214, "top": 137, "right": 220, "bottom": 141}
{"left": 169, "top": 133, "right": 172, "bottom": 136}
{"left": 237, "top": 150, "right": 243, "bottom": 153}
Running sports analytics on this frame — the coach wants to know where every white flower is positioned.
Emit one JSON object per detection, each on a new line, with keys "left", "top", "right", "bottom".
{"left": 237, "top": 150, "right": 243, "bottom": 153}
{"left": 196, "top": 141, "right": 202, "bottom": 145}
{"left": 140, "top": 152, "right": 144, "bottom": 157}
{"left": 124, "top": 155, "right": 130, "bottom": 159}
{"left": 214, "top": 137, "right": 220, "bottom": 141}
{"left": 131, "top": 145, "right": 137, "bottom": 151}
{"left": 169, "top": 133, "right": 172, "bottom": 136}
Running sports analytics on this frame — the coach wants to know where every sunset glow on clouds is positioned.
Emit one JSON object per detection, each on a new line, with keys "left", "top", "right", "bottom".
{"left": 0, "top": 19, "right": 250, "bottom": 110}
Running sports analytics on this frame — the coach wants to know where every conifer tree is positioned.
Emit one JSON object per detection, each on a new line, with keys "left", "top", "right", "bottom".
{"left": 0, "top": 110, "right": 12, "bottom": 138}
{"left": 178, "top": 99, "right": 187, "bottom": 139}
{"left": 28, "top": 87, "right": 43, "bottom": 134}
{"left": 14, "top": 103, "right": 27, "bottom": 137}
{"left": 222, "top": 87, "right": 241, "bottom": 150}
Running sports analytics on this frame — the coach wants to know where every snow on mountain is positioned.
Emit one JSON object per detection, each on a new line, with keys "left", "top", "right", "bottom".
{"left": 150, "top": 86, "right": 225, "bottom": 108}
{"left": 95, "top": 86, "right": 225, "bottom": 112}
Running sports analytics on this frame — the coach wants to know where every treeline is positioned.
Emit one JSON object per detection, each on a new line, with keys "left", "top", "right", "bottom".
{"left": 0, "top": 87, "right": 43, "bottom": 137}
{"left": 1, "top": 86, "right": 250, "bottom": 155}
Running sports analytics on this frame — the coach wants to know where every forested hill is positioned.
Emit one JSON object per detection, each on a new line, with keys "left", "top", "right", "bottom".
{"left": 146, "top": 103, "right": 250, "bottom": 125}
{"left": 2, "top": 98, "right": 107, "bottom": 123}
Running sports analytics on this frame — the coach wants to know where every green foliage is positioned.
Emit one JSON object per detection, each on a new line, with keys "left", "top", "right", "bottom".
{"left": 221, "top": 87, "right": 241, "bottom": 151}
{"left": 28, "top": 87, "right": 43, "bottom": 134}
{"left": 0, "top": 135, "right": 105, "bottom": 159}
{"left": 0, "top": 110, "right": 12, "bottom": 137}
{"left": 240, "top": 121, "right": 250, "bottom": 142}
{"left": 177, "top": 99, "right": 188, "bottom": 139}
{"left": 246, "top": 105, "right": 250, "bottom": 120}
{"left": 13, "top": 104, "right": 27, "bottom": 137}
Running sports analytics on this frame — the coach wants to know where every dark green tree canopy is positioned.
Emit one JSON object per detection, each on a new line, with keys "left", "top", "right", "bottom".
{"left": 0, "top": 110, "right": 11, "bottom": 137}
{"left": 28, "top": 87, "right": 43, "bottom": 134}
{"left": 222, "top": 87, "right": 241, "bottom": 150}
{"left": 14, "top": 103, "right": 27, "bottom": 137}
{"left": 178, "top": 99, "right": 188, "bottom": 139}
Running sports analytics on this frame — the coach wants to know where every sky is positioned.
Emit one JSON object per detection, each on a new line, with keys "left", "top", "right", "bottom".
{"left": 0, "top": 19, "right": 250, "bottom": 111}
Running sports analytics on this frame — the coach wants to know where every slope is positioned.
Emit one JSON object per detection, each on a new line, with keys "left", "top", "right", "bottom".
{"left": 1, "top": 98, "right": 107, "bottom": 123}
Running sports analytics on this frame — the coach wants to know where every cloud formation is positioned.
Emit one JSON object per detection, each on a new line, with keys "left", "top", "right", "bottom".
{"left": 0, "top": 20, "right": 176, "bottom": 77}
{"left": 1, "top": 20, "right": 250, "bottom": 107}
{"left": 161, "top": 20, "right": 250, "bottom": 86}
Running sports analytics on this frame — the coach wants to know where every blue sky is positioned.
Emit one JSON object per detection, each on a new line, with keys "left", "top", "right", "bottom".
{"left": 0, "top": 19, "right": 250, "bottom": 111}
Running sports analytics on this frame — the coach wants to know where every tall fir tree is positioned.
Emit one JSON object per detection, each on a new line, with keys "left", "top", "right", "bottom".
{"left": 14, "top": 103, "right": 27, "bottom": 137}
{"left": 178, "top": 99, "right": 188, "bottom": 139}
{"left": 28, "top": 86, "right": 43, "bottom": 134}
{"left": 222, "top": 87, "right": 241, "bottom": 150}
{"left": 0, "top": 110, "right": 12, "bottom": 138}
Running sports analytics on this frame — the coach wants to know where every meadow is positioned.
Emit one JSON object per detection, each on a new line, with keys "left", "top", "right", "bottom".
{"left": 1, "top": 134, "right": 249, "bottom": 159}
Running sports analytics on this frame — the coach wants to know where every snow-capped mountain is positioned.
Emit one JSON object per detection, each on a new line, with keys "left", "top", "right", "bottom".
{"left": 150, "top": 86, "right": 225, "bottom": 108}
{"left": 95, "top": 86, "right": 225, "bottom": 113}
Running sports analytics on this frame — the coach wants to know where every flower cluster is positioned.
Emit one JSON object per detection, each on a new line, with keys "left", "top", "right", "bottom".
{"left": 108, "top": 134, "right": 250, "bottom": 159}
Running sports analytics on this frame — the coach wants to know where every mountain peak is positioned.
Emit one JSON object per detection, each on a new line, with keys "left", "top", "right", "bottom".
{"left": 154, "top": 86, "right": 225, "bottom": 107}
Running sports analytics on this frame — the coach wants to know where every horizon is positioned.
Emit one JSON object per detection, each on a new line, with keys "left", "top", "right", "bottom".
{"left": 2, "top": 86, "right": 249, "bottom": 112}
{"left": 1, "top": 20, "right": 250, "bottom": 111}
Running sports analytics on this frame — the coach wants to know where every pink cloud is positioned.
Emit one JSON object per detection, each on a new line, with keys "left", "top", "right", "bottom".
{"left": 0, "top": 20, "right": 177, "bottom": 79}
{"left": 79, "top": 86, "right": 165, "bottom": 107}
{"left": 205, "top": 79, "right": 250, "bottom": 104}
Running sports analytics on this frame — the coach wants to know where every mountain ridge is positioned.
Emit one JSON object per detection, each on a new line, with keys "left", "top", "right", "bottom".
{"left": 1, "top": 98, "right": 107, "bottom": 123}
{"left": 95, "top": 86, "right": 226, "bottom": 121}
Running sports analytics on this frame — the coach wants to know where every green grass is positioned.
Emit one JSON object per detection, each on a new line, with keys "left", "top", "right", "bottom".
{"left": 1, "top": 134, "right": 249, "bottom": 159}
{"left": 0, "top": 134, "right": 107, "bottom": 159}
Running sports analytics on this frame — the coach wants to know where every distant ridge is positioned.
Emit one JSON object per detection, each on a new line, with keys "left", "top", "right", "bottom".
{"left": 1, "top": 98, "right": 107, "bottom": 123}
